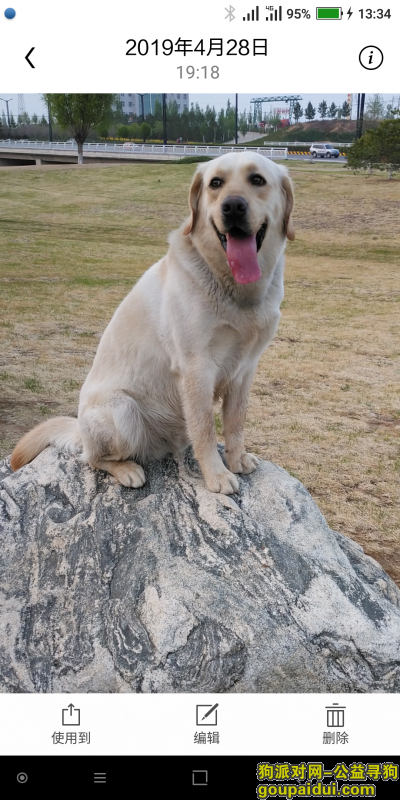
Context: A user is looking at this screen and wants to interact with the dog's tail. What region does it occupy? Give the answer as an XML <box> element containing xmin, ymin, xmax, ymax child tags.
<box><xmin>10</xmin><ymin>417</ymin><xmax>81</xmax><ymax>472</ymax></box>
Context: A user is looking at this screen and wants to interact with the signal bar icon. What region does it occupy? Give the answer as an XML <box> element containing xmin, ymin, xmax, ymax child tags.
<box><xmin>243</xmin><ymin>6</ymin><xmax>259</xmax><ymax>20</ymax></box>
<box><xmin>242</xmin><ymin>5</ymin><xmax>283</xmax><ymax>22</ymax></box>
<box><xmin>266</xmin><ymin>5</ymin><xmax>283</xmax><ymax>21</ymax></box>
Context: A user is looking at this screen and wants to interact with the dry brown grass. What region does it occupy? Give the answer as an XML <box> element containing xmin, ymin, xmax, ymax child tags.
<box><xmin>1</xmin><ymin>162</ymin><xmax>399</xmax><ymax>584</ymax></box>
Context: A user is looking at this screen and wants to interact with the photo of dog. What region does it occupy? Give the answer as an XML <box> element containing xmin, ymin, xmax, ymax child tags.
<box><xmin>10</xmin><ymin>151</ymin><xmax>294</xmax><ymax>495</ymax></box>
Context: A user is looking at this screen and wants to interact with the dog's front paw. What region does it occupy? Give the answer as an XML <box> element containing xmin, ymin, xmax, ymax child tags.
<box><xmin>112</xmin><ymin>461</ymin><xmax>146</xmax><ymax>488</ymax></box>
<box><xmin>204</xmin><ymin>467</ymin><xmax>240</xmax><ymax>495</ymax></box>
<box><xmin>226</xmin><ymin>451</ymin><xmax>259</xmax><ymax>475</ymax></box>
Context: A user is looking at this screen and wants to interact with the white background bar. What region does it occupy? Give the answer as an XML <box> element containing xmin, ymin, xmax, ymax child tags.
<box><xmin>0</xmin><ymin>694</ymin><xmax>399</xmax><ymax>755</ymax></box>
<box><xmin>0</xmin><ymin>1</ymin><xmax>397</xmax><ymax>91</ymax></box>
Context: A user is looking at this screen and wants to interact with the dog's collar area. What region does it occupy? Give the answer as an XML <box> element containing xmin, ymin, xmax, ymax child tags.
<box><xmin>212</xmin><ymin>219</ymin><xmax>267</xmax><ymax>253</ymax></box>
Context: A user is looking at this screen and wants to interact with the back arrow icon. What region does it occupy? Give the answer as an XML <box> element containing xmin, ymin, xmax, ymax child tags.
<box><xmin>25</xmin><ymin>48</ymin><xmax>35</xmax><ymax>68</ymax></box>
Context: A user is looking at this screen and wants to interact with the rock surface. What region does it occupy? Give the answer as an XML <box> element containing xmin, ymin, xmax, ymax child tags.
<box><xmin>0</xmin><ymin>446</ymin><xmax>399</xmax><ymax>693</ymax></box>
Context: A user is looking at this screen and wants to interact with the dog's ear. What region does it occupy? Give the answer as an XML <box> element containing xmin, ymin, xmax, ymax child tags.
<box><xmin>281</xmin><ymin>174</ymin><xmax>295</xmax><ymax>241</ymax></box>
<box><xmin>183</xmin><ymin>168</ymin><xmax>204</xmax><ymax>235</ymax></box>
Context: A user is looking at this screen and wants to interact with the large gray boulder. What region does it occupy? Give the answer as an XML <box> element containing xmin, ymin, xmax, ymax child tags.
<box><xmin>1</xmin><ymin>446</ymin><xmax>399</xmax><ymax>693</ymax></box>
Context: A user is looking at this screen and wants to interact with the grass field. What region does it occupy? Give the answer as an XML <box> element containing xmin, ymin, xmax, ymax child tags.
<box><xmin>1</xmin><ymin>161</ymin><xmax>399</xmax><ymax>585</ymax></box>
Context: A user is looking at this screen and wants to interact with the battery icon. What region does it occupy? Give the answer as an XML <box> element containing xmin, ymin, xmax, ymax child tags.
<box><xmin>316</xmin><ymin>7</ymin><xmax>343</xmax><ymax>18</ymax></box>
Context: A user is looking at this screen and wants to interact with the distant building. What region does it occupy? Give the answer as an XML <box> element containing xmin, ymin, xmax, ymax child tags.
<box><xmin>118</xmin><ymin>93</ymin><xmax>189</xmax><ymax>117</ymax></box>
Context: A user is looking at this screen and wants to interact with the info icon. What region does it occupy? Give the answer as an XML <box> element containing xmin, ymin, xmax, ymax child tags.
<box><xmin>359</xmin><ymin>46</ymin><xmax>384</xmax><ymax>70</ymax></box>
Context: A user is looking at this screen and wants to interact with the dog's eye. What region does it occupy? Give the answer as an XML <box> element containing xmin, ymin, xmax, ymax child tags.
<box><xmin>250</xmin><ymin>174</ymin><xmax>266</xmax><ymax>186</ymax></box>
<box><xmin>210</xmin><ymin>178</ymin><xmax>223</xmax><ymax>188</ymax></box>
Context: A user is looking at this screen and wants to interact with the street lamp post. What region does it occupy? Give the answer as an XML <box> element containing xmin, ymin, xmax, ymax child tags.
<box><xmin>137</xmin><ymin>94</ymin><xmax>146</xmax><ymax>122</ymax></box>
<box><xmin>162</xmin><ymin>93</ymin><xmax>167</xmax><ymax>145</ymax></box>
<box><xmin>355</xmin><ymin>93</ymin><xmax>365</xmax><ymax>140</ymax></box>
<box><xmin>0</xmin><ymin>97</ymin><xmax>13</xmax><ymax>136</ymax></box>
<box><xmin>235</xmin><ymin>93</ymin><xmax>238</xmax><ymax>145</ymax></box>
<box><xmin>47</xmin><ymin>99</ymin><xmax>53</xmax><ymax>142</ymax></box>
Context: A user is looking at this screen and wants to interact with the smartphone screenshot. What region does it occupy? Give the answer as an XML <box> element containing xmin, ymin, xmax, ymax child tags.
<box><xmin>0</xmin><ymin>1</ymin><xmax>399</xmax><ymax>794</ymax></box>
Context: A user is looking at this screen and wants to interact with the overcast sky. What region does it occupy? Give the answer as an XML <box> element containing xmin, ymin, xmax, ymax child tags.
<box><xmin>1</xmin><ymin>93</ymin><xmax>398</xmax><ymax>120</ymax></box>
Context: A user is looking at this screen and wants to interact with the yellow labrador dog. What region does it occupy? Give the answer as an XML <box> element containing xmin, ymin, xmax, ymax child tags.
<box><xmin>11</xmin><ymin>152</ymin><xmax>294</xmax><ymax>495</ymax></box>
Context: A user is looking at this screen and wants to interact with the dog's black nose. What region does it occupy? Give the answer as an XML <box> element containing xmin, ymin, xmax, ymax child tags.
<box><xmin>221</xmin><ymin>195</ymin><xmax>248</xmax><ymax>222</ymax></box>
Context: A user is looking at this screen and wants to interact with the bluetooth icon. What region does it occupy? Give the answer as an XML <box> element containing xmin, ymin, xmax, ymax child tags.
<box><xmin>225</xmin><ymin>5</ymin><xmax>236</xmax><ymax>21</ymax></box>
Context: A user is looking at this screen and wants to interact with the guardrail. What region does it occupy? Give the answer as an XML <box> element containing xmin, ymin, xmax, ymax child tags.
<box><xmin>0</xmin><ymin>140</ymin><xmax>288</xmax><ymax>159</ymax></box>
<box><xmin>264</xmin><ymin>141</ymin><xmax>352</xmax><ymax>147</ymax></box>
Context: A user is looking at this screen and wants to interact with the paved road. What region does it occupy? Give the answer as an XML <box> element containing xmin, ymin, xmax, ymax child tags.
<box><xmin>287</xmin><ymin>154</ymin><xmax>347</xmax><ymax>162</ymax></box>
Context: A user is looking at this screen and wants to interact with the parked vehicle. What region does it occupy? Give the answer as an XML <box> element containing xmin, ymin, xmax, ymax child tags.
<box><xmin>310</xmin><ymin>143</ymin><xmax>340</xmax><ymax>158</ymax></box>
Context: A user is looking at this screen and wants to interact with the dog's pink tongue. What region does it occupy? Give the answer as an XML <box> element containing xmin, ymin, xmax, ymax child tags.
<box><xmin>226</xmin><ymin>233</ymin><xmax>261</xmax><ymax>284</ymax></box>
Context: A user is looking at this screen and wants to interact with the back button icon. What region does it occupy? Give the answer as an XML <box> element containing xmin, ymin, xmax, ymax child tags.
<box><xmin>25</xmin><ymin>47</ymin><xmax>35</xmax><ymax>68</ymax></box>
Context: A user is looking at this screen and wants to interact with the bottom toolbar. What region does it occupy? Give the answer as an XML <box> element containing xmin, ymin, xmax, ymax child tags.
<box><xmin>0</xmin><ymin>694</ymin><xmax>398</xmax><ymax>756</ymax></box>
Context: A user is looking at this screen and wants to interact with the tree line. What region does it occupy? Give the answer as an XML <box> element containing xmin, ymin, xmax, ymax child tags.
<box><xmin>293</xmin><ymin>100</ymin><xmax>351</xmax><ymax>122</ymax></box>
<box><xmin>1</xmin><ymin>94</ymin><xmax>399</xmax><ymax>150</ymax></box>
<box><xmin>1</xmin><ymin>97</ymin><xmax>240</xmax><ymax>144</ymax></box>
<box><xmin>116</xmin><ymin>98</ymin><xmax>243</xmax><ymax>143</ymax></box>
<box><xmin>291</xmin><ymin>95</ymin><xmax>398</xmax><ymax>124</ymax></box>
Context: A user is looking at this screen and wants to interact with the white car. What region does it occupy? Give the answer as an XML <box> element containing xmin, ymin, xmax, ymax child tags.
<box><xmin>310</xmin><ymin>143</ymin><xmax>340</xmax><ymax>158</ymax></box>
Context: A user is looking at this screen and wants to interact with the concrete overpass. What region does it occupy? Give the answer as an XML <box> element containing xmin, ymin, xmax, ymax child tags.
<box><xmin>0</xmin><ymin>140</ymin><xmax>288</xmax><ymax>167</ymax></box>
